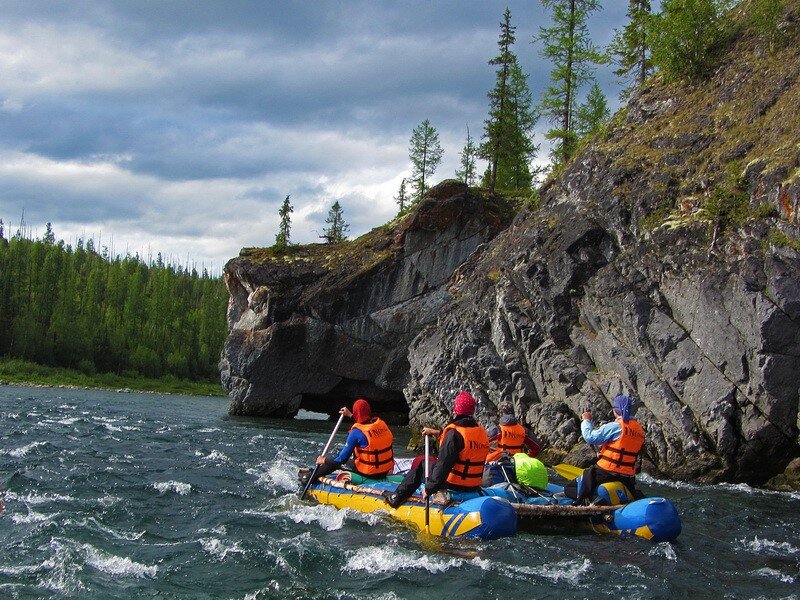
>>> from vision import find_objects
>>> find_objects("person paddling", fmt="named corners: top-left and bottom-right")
top-left (312, 398), bottom-right (395, 481)
top-left (383, 391), bottom-right (489, 508)
top-left (564, 395), bottom-right (645, 502)
top-left (485, 402), bottom-right (542, 462)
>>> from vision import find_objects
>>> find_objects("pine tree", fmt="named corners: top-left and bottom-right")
top-left (480, 8), bottom-right (517, 194)
top-left (504, 62), bottom-right (539, 189)
top-left (43, 222), bottom-right (55, 245)
top-left (537, 0), bottom-right (607, 164)
top-left (455, 126), bottom-right (478, 186)
top-left (650, 0), bottom-right (724, 80)
top-left (275, 195), bottom-right (293, 250)
top-left (394, 178), bottom-right (409, 216)
top-left (751, 0), bottom-right (786, 53)
top-left (321, 201), bottom-right (349, 244)
top-left (609, 0), bottom-right (653, 97)
top-left (575, 81), bottom-right (610, 138)
top-left (408, 119), bottom-right (444, 202)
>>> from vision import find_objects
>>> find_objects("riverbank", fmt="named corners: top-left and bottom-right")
top-left (0, 358), bottom-right (225, 397)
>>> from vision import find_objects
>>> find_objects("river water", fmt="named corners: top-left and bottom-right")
top-left (1, 386), bottom-right (798, 599)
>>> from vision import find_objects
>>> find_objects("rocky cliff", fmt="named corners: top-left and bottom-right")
top-left (220, 181), bottom-right (514, 420)
top-left (221, 3), bottom-right (800, 487)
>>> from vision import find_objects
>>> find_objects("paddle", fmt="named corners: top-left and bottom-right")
top-left (424, 433), bottom-right (430, 533)
top-left (299, 412), bottom-right (346, 500)
top-left (550, 463), bottom-right (584, 480)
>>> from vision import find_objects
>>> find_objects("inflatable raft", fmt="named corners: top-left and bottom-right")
top-left (300, 471), bottom-right (517, 540)
top-left (485, 481), bottom-right (682, 542)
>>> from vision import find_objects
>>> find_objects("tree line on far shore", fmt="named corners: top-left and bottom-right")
top-left (0, 222), bottom-right (228, 382)
top-left (273, 0), bottom-right (789, 250)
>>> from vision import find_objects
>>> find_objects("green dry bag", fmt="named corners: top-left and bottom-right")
top-left (513, 453), bottom-right (548, 490)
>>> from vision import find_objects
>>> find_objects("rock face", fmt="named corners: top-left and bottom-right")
top-left (220, 181), bottom-right (514, 420)
top-left (221, 5), bottom-right (800, 487)
top-left (405, 12), bottom-right (800, 486)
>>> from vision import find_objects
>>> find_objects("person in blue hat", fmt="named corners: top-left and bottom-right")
top-left (564, 395), bottom-right (645, 502)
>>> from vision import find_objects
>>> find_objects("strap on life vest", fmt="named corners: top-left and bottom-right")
top-left (440, 423), bottom-right (489, 487)
top-left (351, 418), bottom-right (394, 476)
top-left (596, 418), bottom-right (644, 476)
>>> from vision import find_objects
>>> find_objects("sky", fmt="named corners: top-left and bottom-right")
top-left (0, 0), bottom-right (634, 273)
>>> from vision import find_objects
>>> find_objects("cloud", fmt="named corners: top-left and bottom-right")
top-left (0, 0), bottom-right (634, 268)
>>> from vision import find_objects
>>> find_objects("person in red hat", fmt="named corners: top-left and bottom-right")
top-left (382, 390), bottom-right (490, 508)
top-left (313, 398), bottom-right (395, 480)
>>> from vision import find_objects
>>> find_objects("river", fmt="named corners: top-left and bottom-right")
top-left (1, 386), bottom-right (798, 599)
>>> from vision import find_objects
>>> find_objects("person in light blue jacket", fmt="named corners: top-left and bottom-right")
top-left (564, 395), bottom-right (645, 502)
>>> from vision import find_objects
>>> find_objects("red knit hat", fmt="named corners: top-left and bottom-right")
top-left (352, 398), bottom-right (371, 424)
top-left (453, 391), bottom-right (476, 416)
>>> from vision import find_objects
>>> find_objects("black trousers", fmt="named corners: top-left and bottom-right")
top-left (563, 465), bottom-right (637, 501)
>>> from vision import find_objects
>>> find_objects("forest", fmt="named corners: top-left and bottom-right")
top-left (0, 223), bottom-right (228, 384)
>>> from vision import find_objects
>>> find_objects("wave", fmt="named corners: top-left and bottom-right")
top-left (199, 537), bottom-right (246, 561)
top-left (82, 543), bottom-right (157, 579)
top-left (196, 449), bottom-right (229, 463)
top-left (752, 567), bottom-right (795, 584)
top-left (639, 474), bottom-right (800, 500)
top-left (4, 441), bottom-right (48, 458)
top-left (345, 543), bottom-right (464, 574)
top-left (739, 536), bottom-right (799, 556)
top-left (152, 481), bottom-right (192, 495)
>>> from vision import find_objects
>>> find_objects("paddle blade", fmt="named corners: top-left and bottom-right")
top-left (552, 463), bottom-right (584, 480)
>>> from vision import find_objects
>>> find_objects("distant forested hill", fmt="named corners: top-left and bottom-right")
top-left (0, 228), bottom-right (228, 382)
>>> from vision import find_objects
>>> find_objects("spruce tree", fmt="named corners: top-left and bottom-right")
top-left (455, 126), bottom-right (478, 186)
top-left (408, 119), bottom-right (443, 202)
top-left (275, 195), bottom-right (293, 250)
top-left (394, 178), bottom-right (409, 216)
top-left (43, 222), bottom-right (55, 245)
top-left (321, 200), bottom-right (349, 244)
top-left (609, 0), bottom-right (653, 97)
top-left (751, 0), bottom-right (786, 52)
top-left (650, 0), bottom-right (724, 80)
top-left (575, 81), bottom-right (610, 138)
top-left (480, 8), bottom-right (517, 194)
top-left (537, 0), bottom-right (606, 164)
top-left (504, 62), bottom-right (539, 189)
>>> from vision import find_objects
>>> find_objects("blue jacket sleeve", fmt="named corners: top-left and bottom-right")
top-left (581, 420), bottom-right (622, 445)
top-left (333, 429), bottom-right (368, 464)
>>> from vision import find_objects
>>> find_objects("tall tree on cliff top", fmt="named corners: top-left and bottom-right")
top-left (455, 126), bottom-right (478, 186)
top-left (575, 81), bottom-right (610, 138)
top-left (649, 0), bottom-right (725, 80)
top-left (537, 0), bottom-right (606, 164)
top-left (609, 0), bottom-right (653, 98)
top-left (480, 8), bottom-right (538, 193)
top-left (321, 200), bottom-right (350, 244)
top-left (275, 195), bottom-right (293, 250)
top-left (408, 119), bottom-right (443, 202)
top-left (394, 178), bottom-right (409, 216)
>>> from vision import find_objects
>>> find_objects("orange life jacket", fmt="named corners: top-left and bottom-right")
top-left (351, 418), bottom-right (394, 477)
top-left (596, 418), bottom-right (645, 476)
top-left (486, 423), bottom-right (527, 462)
top-left (440, 423), bottom-right (490, 487)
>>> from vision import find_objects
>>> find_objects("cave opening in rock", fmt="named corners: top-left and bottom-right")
top-left (299, 378), bottom-right (409, 425)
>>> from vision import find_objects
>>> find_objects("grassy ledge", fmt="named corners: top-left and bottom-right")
top-left (0, 358), bottom-right (226, 397)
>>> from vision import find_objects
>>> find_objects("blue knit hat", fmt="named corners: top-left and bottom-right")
top-left (614, 395), bottom-right (633, 423)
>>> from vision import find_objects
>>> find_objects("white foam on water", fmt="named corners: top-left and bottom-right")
top-left (492, 558), bottom-right (593, 585)
top-left (5, 441), bottom-right (48, 458)
top-left (81, 543), bottom-right (157, 578)
top-left (248, 434), bottom-right (264, 445)
top-left (248, 458), bottom-right (300, 491)
top-left (65, 517), bottom-right (145, 541)
top-left (152, 481), bottom-right (192, 495)
top-left (199, 537), bottom-right (246, 561)
top-left (287, 502), bottom-right (346, 531)
top-left (56, 417), bottom-right (82, 426)
top-left (38, 539), bottom-right (85, 594)
top-left (198, 427), bottom-right (220, 433)
top-left (649, 542), bottom-right (678, 561)
top-left (740, 536), bottom-right (799, 556)
top-left (198, 449), bottom-right (229, 463)
top-left (344, 544), bottom-right (464, 574)
top-left (5, 491), bottom-right (74, 506)
top-left (753, 567), bottom-right (795, 584)
top-left (10, 510), bottom-right (59, 525)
